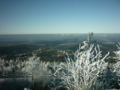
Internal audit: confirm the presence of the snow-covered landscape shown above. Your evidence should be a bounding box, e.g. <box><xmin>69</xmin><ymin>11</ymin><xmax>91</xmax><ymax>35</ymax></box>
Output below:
<box><xmin>0</xmin><ymin>33</ymin><xmax>120</xmax><ymax>90</ymax></box>
<box><xmin>0</xmin><ymin>0</ymin><xmax>120</xmax><ymax>90</ymax></box>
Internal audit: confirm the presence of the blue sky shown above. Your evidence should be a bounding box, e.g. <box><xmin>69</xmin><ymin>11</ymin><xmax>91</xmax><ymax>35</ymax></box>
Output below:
<box><xmin>0</xmin><ymin>0</ymin><xmax>120</xmax><ymax>34</ymax></box>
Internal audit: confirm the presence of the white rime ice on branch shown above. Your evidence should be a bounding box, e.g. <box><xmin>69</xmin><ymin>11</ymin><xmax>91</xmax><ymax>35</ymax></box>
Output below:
<box><xmin>114</xmin><ymin>42</ymin><xmax>120</xmax><ymax>61</ymax></box>
<box><xmin>113</xmin><ymin>42</ymin><xmax>120</xmax><ymax>75</ymax></box>
<box><xmin>54</xmin><ymin>43</ymin><xmax>109</xmax><ymax>90</ymax></box>
<box><xmin>113</xmin><ymin>43</ymin><xmax>120</xmax><ymax>79</ymax></box>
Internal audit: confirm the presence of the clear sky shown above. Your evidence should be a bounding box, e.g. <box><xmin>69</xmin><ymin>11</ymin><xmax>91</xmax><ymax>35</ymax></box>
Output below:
<box><xmin>0</xmin><ymin>0</ymin><xmax>120</xmax><ymax>34</ymax></box>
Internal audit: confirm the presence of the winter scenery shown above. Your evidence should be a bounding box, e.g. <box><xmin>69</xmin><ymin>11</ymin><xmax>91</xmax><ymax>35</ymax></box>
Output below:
<box><xmin>0</xmin><ymin>33</ymin><xmax>120</xmax><ymax>90</ymax></box>
<box><xmin>0</xmin><ymin>0</ymin><xmax>120</xmax><ymax>90</ymax></box>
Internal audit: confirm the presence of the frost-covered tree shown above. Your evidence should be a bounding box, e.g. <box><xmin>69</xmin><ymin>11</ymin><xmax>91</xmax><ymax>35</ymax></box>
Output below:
<box><xmin>114</xmin><ymin>42</ymin><xmax>120</xmax><ymax>61</ymax></box>
<box><xmin>21</xmin><ymin>56</ymin><xmax>51</xmax><ymax>88</ymax></box>
<box><xmin>0</xmin><ymin>58</ymin><xmax>20</xmax><ymax>74</ymax></box>
<box><xmin>22</xmin><ymin>56</ymin><xmax>50</xmax><ymax>79</ymax></box>
<box><xmin>112</xmin><ymin>43</ymin><xmax>120</xmax><ymax>87</ymax></box>
<box><xmin>53</xmin><ymin>42</ymin><xmax>109</xmax><ymax>90</ymax></box>
<box><xmin>113</xmin><ymin>43</ymin><xmax>120</xmax><ymax>75</ymax></box>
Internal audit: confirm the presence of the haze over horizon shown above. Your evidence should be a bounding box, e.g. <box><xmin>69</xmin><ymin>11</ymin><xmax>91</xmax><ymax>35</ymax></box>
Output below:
<box><xmin>0</xmin><ymin>0</ymin><xmax>120</xmax><ymax>34</ymax></box>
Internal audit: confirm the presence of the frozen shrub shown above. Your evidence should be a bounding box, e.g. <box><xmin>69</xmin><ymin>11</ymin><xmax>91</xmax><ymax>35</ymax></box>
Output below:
<box><xmin>53</xmin><ymin>42</ymin><xmax>109</xmax><ymax>90</ymax></box>
<box><xmin>112</xmin><ymin>43</ymin><xmax>120</xmax><ymax>87</ymax></box>
<box><xmin>114</xmin><ymin>42</ymin><xmax>120</xmax><ymax>61</ymax></box>
<box><xmin>0</xmin><ymin>58</ymin><xmax>17</xmax><ymax>74</ymax></box>
<box><xmin>22</xmin><ymin>56</ymin><xmax>50</xmax><ymax>77</ymax></box>
<box><xmin>113</xmin><ymin>43</ymin><xmax>120</xmax><ymax>76</ymax></box>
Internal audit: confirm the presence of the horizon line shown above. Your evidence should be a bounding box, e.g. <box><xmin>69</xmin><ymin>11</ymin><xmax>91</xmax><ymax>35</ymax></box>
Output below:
<box><xmin>0</xmin><ymin>32</ymin><xmax>120</xmax><ymax>35</ymax></box>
